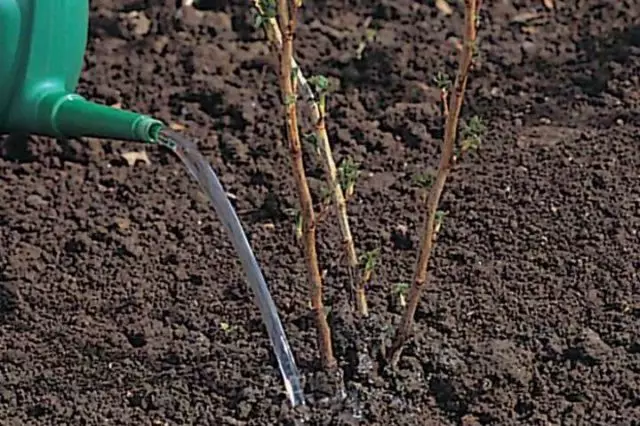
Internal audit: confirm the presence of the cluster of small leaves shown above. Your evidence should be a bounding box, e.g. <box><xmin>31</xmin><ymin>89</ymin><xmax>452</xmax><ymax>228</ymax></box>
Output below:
<box><xmin>290</xmin><ymin>66</ymin><xmax>300</xmax><ymax>88</ymax></box>
<box><xmin>392</xmin><ymin>282</ymin><xmax>409</xmax><ymax>307</ymax></box>
<box><xmin>361</xmin><ymin>248</ymin><xmax>380</xmax><ymax>273</ymax></box>
<box><xmin>470</xmin><ymin>39</ymin><xmax>480</xmax><ymax>60</ymax></box>
<box><xmin>393</xmin><ymin>282</ymin><xmax>409</xmax><ymax>296</ymax></box>
<box><xmin>319</xmin><ymin>185</ymin><xmax>332</xmax><ymax>205</ymax></box>
<box><xmin>433</xmin><ymin>71</ymin><xmax>452</xmax><ymax>91</ymax></box>
<box><xmin>304</xmin><ymin>132</ymin><xmax>320</xmax><ymax>154</ymax></box>
<box><xmin>253</xmin><ymin>0</ymin><xmax>277</xmax><ymax>28</ymax></box>
<box><xmin>323</xmin><ymin>305</ymin><xmax>332</xmax><ymax>318</ymax></box>
<box><xmin>413</xmin><ymin>172</ymin><xmax>434</xmax><ymax>190</ymax></box>
<box><xmin>308</xmin><ymin>75</ymin><xmax>330</xmax><ymax>96</ymax></box>
<box><xmin>338</xmin><ymin>157</ymin><xmax>359</xmax><ymax>197</ymax></box>
<box><xmin>220</xmin><ymin>321</ymin><xmax>236</xmax><ymax>333</ymax></box>
<box><xmin>365</xmin><ymin>28</ymin><xmax>377</xmax><ymax>42</ymax></box>
<box><xmin>434</xmin><ymin>210</ymin><xmax>447</xmax><ymax>233</ymax></box>
<box><xmin>308</xmin><ymin>75</ymin><xmax>331</xmax><ymax>113</ymax></box>
<box><xmin>284</xmin><ymin>93</ymin><xmax>298</xmax><ymax>105</ymax></box>
<box><xmin>458</xmin><ymin>115</ymin><xmax>486</xmax><ymax>156</ymax></box>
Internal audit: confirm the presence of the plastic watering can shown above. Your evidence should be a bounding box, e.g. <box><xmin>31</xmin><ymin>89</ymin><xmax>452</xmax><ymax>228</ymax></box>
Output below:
<box><xmin>0</xmin><ymin>0</ymin><xmax>163</xmax><ymax>143</ymax></box>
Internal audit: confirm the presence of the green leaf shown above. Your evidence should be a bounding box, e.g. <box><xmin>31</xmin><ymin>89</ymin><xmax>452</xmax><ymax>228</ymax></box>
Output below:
<box><xmin>308</xmin><ymin>75</ymin><xmax>330</xmax><ymax>93</ymax></box>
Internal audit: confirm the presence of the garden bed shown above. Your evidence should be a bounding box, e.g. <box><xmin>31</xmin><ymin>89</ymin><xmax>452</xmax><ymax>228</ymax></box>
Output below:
<box><xmin>1</xmin><ymin>0</ymin><xmax>638</xmax><ymax>424</ymax></box>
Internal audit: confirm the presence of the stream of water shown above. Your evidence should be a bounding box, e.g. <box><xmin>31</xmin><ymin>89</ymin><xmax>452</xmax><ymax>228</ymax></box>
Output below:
<box><xmin>156</xmin><ymin>129</ymin><xmax>305</xmax><ymax>407</ymax></box>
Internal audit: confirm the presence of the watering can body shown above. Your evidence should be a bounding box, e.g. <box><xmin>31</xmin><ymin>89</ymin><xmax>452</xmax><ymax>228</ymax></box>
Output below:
<box><xmin>0</xmin><ymin>0</ymin><xmax>162</xmax><ymax>143</ymax></box>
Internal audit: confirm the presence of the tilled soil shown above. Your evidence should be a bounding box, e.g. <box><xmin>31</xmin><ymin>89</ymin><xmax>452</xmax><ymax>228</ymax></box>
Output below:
<box><xmin>1</xmin><ymin>0</ymin><xmax>639</xmax><ymax>425</ymax></box>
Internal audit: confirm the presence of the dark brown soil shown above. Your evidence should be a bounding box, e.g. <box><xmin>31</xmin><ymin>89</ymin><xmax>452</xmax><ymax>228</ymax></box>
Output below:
<box><xmin>1</xmin><ymin>1</ymin><xmax>639</xmax><ymax>425</ymax></box>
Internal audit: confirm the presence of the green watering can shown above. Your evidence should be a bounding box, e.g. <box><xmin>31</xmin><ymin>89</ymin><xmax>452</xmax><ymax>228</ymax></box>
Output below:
<box><xmin>0</xmin><ymin>0</ymin><xmax>163</xmax><ymax>143</ymax></box>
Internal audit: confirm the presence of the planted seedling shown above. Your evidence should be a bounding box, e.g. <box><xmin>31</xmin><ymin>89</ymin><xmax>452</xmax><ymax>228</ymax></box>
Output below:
<box><xmin>387</xmin><ymin>0</ymin><xmax>483</xmax><ymax>366</ymax></box>
<box><xmin>253</xmin><ymin>0</ymin><xmax>368</xmax><ymax>325</ymax></box>
<box><xmin>256</xmin><ymin>0</ymin><xmax>337</xmax><ymax>370</ymax></box>
<box><xmin>251</xmin><ymin>0</ymin><xmax>484</xmax><ymax>383</ymax></box>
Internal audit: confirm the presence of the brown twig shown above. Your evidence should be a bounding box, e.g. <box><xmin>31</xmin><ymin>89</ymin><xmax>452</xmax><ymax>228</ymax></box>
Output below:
<box><xmin>275</xmin><ymin>0</ymin><xmax>336</xmax><ymax>370</ymax></box>
<box><xmin>386</xmin><ymin>0</ymin><xmax>481</xmax><ymax>365</ymax></box>
<box><xmin>253</xmin><ymin>1</ymin><xmax>366</xmax><ymax>317</ymax></box>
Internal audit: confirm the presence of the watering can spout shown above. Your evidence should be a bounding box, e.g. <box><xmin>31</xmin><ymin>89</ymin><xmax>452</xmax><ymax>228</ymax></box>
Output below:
<box><xmin>1</xmin><ymin>90</ymin><xmax>165</xmax><ymax>144</ymax></box>
<box><xmin>40</xmin><ymin>93</ymin><xmax>163</xmax><ymax>143</ymax></box>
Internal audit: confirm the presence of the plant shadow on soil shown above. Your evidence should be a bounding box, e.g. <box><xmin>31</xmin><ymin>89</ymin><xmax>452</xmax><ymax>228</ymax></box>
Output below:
<box><xmin>476</xmin><ymin>23</ymin><xmax>640</xmax><ymax>125</ymax></box>
<box><xmin>0</xmin><ymin>281</ymin><xmax>20</xmax><ymax>324</ymax></box>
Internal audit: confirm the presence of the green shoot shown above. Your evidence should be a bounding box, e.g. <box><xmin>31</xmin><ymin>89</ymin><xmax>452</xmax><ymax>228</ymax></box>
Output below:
<box><xmin>319</xmin><ymin>185</ymin><xmax>332</xmax><ymax>207</ymax></box>
<box><xmin>308</xmin><ymin>74</ymin><xmax>330</xmax><ymax>115</ymax></box>
<box><xmin>388</xmin><ymin>0</ymin><xmax>483</xmax><ymax>366</ymax></box>
<box><xmin>294</xmin><ymin>210</ymin><xmax>303</xmax><ymax>240</ymax></box>
<box><xmin>393</xmin><ymin>282</ymin><xmax>410</xmax><ymax>307</ymax></box>
<box><xmin>414</xmin><ymin>172</ymin><xmax>435</xmax><ymax>189</ymax></box>
<box><xmin>434</xmin><ymin>210</ymin><xmax>447</xmax><ymax>235</ymax></box>
<box><xmin>456</xmin><ymin>115</ymin><xmax>486</xmax><ymax>159</ymax></box>
<box><xmin>433</xmin><ymin>71</ymin><xmax>452</xmax><ymax>91</ymax></box>
<box><xmin>355</xmin><ymin>248</ymin><xmax>380</xmax><ymax>317</ymax></box>
<box><xmin>338</xmin><ymin>157</ymin><xmax>359</xmax><ymax>199</ymax></box>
